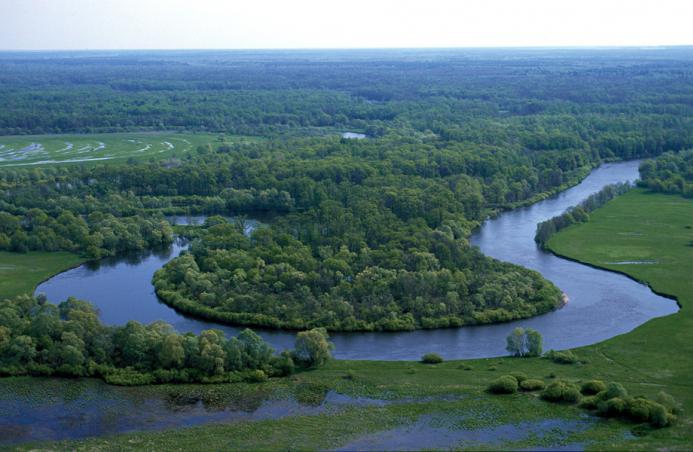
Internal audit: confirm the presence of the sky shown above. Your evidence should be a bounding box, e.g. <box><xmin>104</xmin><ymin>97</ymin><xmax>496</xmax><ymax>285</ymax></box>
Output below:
<box><xmin>1</xmin><ymin>0</ymin><xmax>692</xmax><ymax>50</ymax></box>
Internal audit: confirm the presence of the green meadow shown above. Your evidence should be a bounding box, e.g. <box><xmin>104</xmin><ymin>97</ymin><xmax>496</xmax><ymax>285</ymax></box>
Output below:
<box><xmin>0</xmin><ymin>132</ymin><xmax>256</xmax><ymax>167</ymax></box>
<box><xmin>0</xmin><ymin>251</ymin><xmax>84</xmax><ymax>299</ymax></box>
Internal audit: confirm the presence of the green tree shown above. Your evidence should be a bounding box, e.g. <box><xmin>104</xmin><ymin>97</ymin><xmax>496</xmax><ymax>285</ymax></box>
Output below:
<box><xmin>293</xmin><ymin>328</ymin><xmax>334</xmax><ymax>367</ymax></box>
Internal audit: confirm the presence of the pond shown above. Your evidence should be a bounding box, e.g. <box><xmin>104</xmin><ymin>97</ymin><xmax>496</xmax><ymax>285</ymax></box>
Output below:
<box><xmin>35</xmin><ymin>160</ymin><xmax>678</xmax><ymax>360</ymax></box>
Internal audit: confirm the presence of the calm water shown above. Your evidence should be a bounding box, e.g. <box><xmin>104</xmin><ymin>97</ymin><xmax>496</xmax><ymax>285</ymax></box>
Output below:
<box><xmin>36</xmin><ymin>160</ymin><xmax>678</xmax><ymax>359</ymax></box>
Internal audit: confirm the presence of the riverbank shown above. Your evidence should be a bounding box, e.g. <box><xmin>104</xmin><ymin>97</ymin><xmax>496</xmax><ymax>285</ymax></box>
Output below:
<box><xmin>0</xmin><ymin>251</ymin><xmax>85</xmax><ymax>299</ymax></box>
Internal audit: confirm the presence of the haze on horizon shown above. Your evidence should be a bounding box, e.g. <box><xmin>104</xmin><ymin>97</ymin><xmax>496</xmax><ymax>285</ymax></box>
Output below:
<box><xmin>1</xmin><ymin>0</ymin><xmax>692</xmax><ymax>51</ymax></box>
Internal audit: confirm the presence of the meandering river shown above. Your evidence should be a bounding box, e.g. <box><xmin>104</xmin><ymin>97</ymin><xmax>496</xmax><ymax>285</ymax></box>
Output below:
<box><xmin>36</xmin><ymin>160</ymin><xmax>678</xmax><ymax>360</ymax></box>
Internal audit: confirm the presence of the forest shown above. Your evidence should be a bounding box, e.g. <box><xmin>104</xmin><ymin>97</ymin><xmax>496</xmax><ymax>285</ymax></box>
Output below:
<box><xmin>2</xmin><ymin>49</ymin><xmax>693</xmax><ymax>332</ymax></box>
<box><xmin>639</xmin><ymin>150</ymin><xmax>693</xmax><ymax>197</ymax></box>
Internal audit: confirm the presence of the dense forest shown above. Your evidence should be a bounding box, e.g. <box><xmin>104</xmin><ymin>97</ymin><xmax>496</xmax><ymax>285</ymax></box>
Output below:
<box><xmin>0</xmin><ymin>294</ymin><xmax>331</xmax><ymax>385</ymax></box>
<box><xmin>2</xmin><ymin>49</ymin><xmax>693</xmax><ymax>331</ymax></box>
<box><xmin>639</xmin><ymin>150</ymin><xmax>693</xmax><ymax>197</ymax></box>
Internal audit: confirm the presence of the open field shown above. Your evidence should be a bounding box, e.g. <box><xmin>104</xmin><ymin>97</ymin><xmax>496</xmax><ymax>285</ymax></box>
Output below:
<box><xmin>0</xmin><ymin>251</ymin><xmax>84</xmax><ymax>299</ymax></box>
<box><xmin>8</xmin><ymin>188</ymin><xmax>692</xmax><ymax>450</ymax></box>
<box><xmin>0</xmin><ymin>132</ymin><xmax>255</xmax><ymax>167</ymax></box>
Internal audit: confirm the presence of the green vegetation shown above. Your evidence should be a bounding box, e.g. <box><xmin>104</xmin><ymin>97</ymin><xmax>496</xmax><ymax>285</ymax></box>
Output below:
<box><xmin>0</xmin><ymin>132</ymin><xmax>231</xmax><ymax>167</ymax></box>
<box><xmin>639</xmin><ymin>150</ymin><xmax>693</xmax><ymax>197</ymax></box>
<box><xmin>420</xmin><ymin>353</ymin><xmax>444</xmax><ymax>364</ymax></box>
<box><xmin>505</xmin><ymin>327</ymin><xmax>543</xmax><ymax>357</ymax></box>
<box><xmin>0</xmin><ymin>294</ymin><xmax>332</xmax><ymax>384</ymax></box>
<box><xmin>535</xmin><ymin>182</ymin><xmax>633</xmax><ymax>248</ymax></box>
<box><xmin>0</xmin><ymin>251</ymin><xmax>84</xmax><ymax>299</ymax></box>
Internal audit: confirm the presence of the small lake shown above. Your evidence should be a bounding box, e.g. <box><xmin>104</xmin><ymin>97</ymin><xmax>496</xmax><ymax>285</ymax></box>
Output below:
<box><xmin>36</xmin><ymin>160</ymin><xmax>678</xmax><ymax>359</ymax></box>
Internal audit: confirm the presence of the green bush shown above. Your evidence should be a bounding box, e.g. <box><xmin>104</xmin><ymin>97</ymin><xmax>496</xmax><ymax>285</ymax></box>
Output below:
<box><xmin>509</xmin><ymin>371</ymin><xmax>528</xmax><ymax>383</ymax></box>
<box><xmin>627</xmin><ymin>398</ymin><xmax>654</xmax><ymax>423</ymax></box>
<box><xmin>649</xmin><ymin>403</ymin><xmax>671</xmax><ymax>428</ymax></box>
<box><xmin>605</xmin><ymin>382</ymin><xmax>628</xmax><ymax>400</ymax></box>
<box><xmin>579</xmin><ymin>395</ymin><xmax>599</xmax><ymax>410</ymax></box>
<box><xmin>544</xmin><ymin>349</ymin><xmax>579</xmax><ymax>364</ymax></box>
<box><xmin>541</xmin><ymin>380</ymin><xmax>581</xmax><ymax>404</ymax></box>
<box><xmin>655</xmin><ymin>391</ymin><xmax>682</xmax><ymax>414</ymax></box>
<box><xmin>488</xmin><ymin>375</ymin><xmax>519</xmax><ymax>394</ymax></box>
<box><xmin>580</xmin><ymin>380</ymin><xmax>607</xmax><ymax>395</ymax></box>
<box><xmin>597</xmin><ymin>397</ymin><xmax>627</xmax><ymax>417</ymax></box>
<box><xmin>421</xmin><ymin>353</ymin><xmax>443</xmax><ymax>364</ymax></box>
<box><xmin>245</xmin><ymin>369</ymin><xmax>268</xmax><ymax>383</ymax></box>
<box><xmin>103</xmin><ymin>368</ymin><xmax>155</xmax><ymax>386</ymax></box>
<box><xmin>519</xmin><ymin>378</ymin><xmax>545</xmax><ymax>391</ymax></box>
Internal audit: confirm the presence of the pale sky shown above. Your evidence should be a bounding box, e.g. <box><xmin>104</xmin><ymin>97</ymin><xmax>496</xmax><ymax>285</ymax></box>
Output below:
<box><xmin>1</xmin><ymin>0</ymin><xmax>692</xmax><ymax>50</ymax></box>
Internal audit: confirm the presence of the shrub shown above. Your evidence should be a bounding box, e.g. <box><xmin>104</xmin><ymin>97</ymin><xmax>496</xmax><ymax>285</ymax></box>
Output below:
<box><xmin>627</xmin><ymin>398</ymin><xmax>654</xmax><ymax>423</ymax></box>
<box><xmin>597</xmin><ymin>397</ymin><xmax>627</xmax><ymax>417</ymax></box>
<box><xmin>581</xmin><ymin>380</ymin><xmax>607</xmax><ymax>395</ymax></box>
<box><xmin>655</xmin><ymin>391</ymin><xmax>681</xmax><ymax>414</ymax></box>
<box><xmin>245</xmin><ymin>369</ymin><xmax>268</xmax><ymax>383</ymax></box>
<box><xmin>605</xmin><ymin>382</ymin><xmax>628</xmax><ymax>400</ymax></box>
<box><xmin>103</xmin><ymin>368</ymin><xmax>155</xmax><ymax>386</ymax></box>
<box><xmin>579</xmin><ymin>395</ymin><xmax>599</xmax><ymax>410</ymax></box>
<box><xmin>509</xmin><ymin>371</ymin><xmax>528</xmax><ymax>383</ymax></box>
<box><xmin>544</xmin><ymin>349</ymin><xmax>579</xmax><ymax>364</ymax></box>
<box><xmin>649</xmin><ymin>403</ymin><xmax>670</xmax><ymax>428</ymax></box>
<box><xmin>520</xmin><ymin>378</ymin><xmax>545</xmax><ymax>391</ymax></box>
<box><xmin>488</xmin><ymin>375</ymin><xmax>519</xmax><ymax>394</ymax></box>
<box><xmin>344</xmin><ymin>370</ymin><xmax>356</xmax><ymax>380</ymax></box>
<box><xmin>541</xmin><ymin>380</ymin><xmax>581</xmax><ymax>404</ymax></box>
<box><xmin>421</xmin><ymin>353</ymin><xmax>443</xmax><ymax>364</ymax></box>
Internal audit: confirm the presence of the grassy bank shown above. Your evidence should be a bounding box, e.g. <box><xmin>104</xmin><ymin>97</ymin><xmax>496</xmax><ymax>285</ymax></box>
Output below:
<box><xmin>0</xmin><ymin>251</ymin><xmax>84</xmax><ymax>299</ymax></box>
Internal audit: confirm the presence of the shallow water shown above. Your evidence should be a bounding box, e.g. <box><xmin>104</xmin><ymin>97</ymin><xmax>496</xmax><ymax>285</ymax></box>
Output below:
<box><xmin>334</xmin><ymin>414</ymin><xmax>593</xmax><ymax>451</ymax></box>
<box><xmin>0</xmin><ymin>379</ymin><xmax>388</xmax><ymax>445</ymax></box>
<box><xmin>36</xmin><ymin>160</ymin><xmax>679</xmax><ymax>359</ymax></box>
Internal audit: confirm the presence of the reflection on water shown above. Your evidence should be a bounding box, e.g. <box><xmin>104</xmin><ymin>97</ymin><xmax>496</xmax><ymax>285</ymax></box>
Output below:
<box><xmin>0</xmin><ymin>378</ymin><xmax>389</xmax><ymax>445</ymax></box>
<box><xmin>36</xmin><ymin>161</ymin><xmax>678</xmax><ymax>360</ymax></box>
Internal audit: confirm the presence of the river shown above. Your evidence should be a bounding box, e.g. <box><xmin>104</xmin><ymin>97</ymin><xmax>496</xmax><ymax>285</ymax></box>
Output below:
<box><xmin>35</xmin><ymin>160</ymin><xmax>678</xmax><ymax>360</ymax></box>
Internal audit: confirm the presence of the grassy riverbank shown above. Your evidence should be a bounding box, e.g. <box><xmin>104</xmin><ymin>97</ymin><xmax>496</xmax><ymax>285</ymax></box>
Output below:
<box><xmin>7</xmin><ymin>188</ymin><xmax>693</xmax><ymax>450</ymax></box>
<box><xmin>0</xmin><ymin>251</ymin><xmax>84</xmax><ymax>299</ymax></box>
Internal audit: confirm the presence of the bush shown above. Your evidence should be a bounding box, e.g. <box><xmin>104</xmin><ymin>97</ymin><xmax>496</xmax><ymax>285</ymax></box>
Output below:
<box><xmin>579</xmin><ymin>395</ymin><xmax>599</xmax><ymax>410</ymax></box>
<box><xmin>605</xmin><ymin>382</ymin><xmax>628</xmax><ymax>400</ymax></box>
<box><xmin>655</xmin><ymin>391</ymin><xmax>681</xmax><ymax>414</ymax></box>
<box><xmin>488</xmin><ymin>375</ymin><xmax>519</xmax><ymax>394</ymax></box>
<box><xmin>597</xmin><ymin>397</ymin><xmax>627</xmax><ymax>417</ymax></box>
<box><xmin>541</xmin><ymin>380</ymin><xmax>581</xmax><ymax>404</ymax></box>
<box><xmin>509</xmin><ymin>371</ymin><xmax>528</xmax><ymax>383</ymax></box>
<box><xmin>544</xmin><ymin>349</ymin><xmax>579</xmax><ymax>364</ymax></box>
<box><xmin>649</xmin><ymin>402</ymin><xmax>671</xmax><ymax>428</ymax></box>
<box><xmin>581</xmin><ymin>380</ymin><xmax>607</xmax><ymax>395</ymax></box>
<box><xmin>520</xmin><ymin>378</ymin><xmax>545</xmax><ymax>391</ymax></box>
<box><xmin>627</xmin><ymin>398</ymin><xmax>654</xmax><ymax>423</ymax></box>
<box><xmin>103</xmin><ymin>368</ymin><xmax>155</xmax><ymax>386</ymax></box>
<box><xmin>421</xmin><ymin>353</ymin><xmax>443</xmax><ymax>364</ymax></box>
<box><xmin>245</xmin><ymin>369</ymin><xmax>268</xmax><ymax>383</ymax></box>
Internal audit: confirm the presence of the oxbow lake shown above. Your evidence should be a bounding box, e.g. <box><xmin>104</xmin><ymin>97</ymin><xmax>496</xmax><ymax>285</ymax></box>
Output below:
<box><xmin>35</xmin><ymin>160</ymin><xmax>678</xmax><ymax>360</ymax></box>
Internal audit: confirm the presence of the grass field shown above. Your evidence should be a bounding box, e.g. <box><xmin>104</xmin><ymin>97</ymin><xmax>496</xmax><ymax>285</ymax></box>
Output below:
<box><xmin>8</xmin><ymin>188</ymin><xmax>693</xmax><ymax>450</ymax></box>
<box><xmin>0</xmin><ymin>251</ymin><xmax>85</xmax><ymax>299</ymax></box>
<box><xmin>0</xmin><ymin>132</ymin><xmax>256</xmax><ymax>167</ymax></box>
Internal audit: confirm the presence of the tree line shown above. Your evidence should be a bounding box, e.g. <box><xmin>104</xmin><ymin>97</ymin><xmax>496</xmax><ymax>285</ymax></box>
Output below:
<box><xmin>0</xmin><ymin>294</ymin><xmax>333</xmax><ymax>385</ymax></box>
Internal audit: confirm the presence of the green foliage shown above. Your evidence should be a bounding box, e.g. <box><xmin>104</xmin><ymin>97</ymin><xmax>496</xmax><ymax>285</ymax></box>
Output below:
<box><xmin>293</xmin><ymin>328</ymin><xmax>334</xmax><ymax>368</ymax></box>
<box><xmin>506</xmin><ymin>328</ymin><xmax>543</xmax><ymax>357</ymax></box>
<box><xmin>519</xmin><ymin>378</ymin><xmax>545</xmax><ymax>391</ymax></box>
<box><xmin>544</xmin><ymin>349</ymin><xmax>579</xmax><ymax>364</ymax></box>
<box><xmin>639</xmin><ymin>150</ymin><xmax>693</xmax><ymax>198</ymax></box>
<box><xmin>509</xmin><ymin>371</ymin><xmax>528</xmax><ymax>383</ymax></box>
<box><xmin>581</xmin><ymin>380</ymin><xmax>607</xmax><ymax>395</ymax></box>
<box><xmin>535</xmin><ymin>183</ymin><xmax>633</xmax><ymax>248</ymax></box>
<box><xmin>0</xmin><ymin>295</ymin><xmax>317</xmax><ymax>385</ymax></box>
<box><xmin>541</xmin><ymin>380</ymin><xmax>581</xmax><ymax>404</ymax></box>
<box><xmin>487</xmin><ymin>375</ymin><xmax>519</xmax><ymax>394</ymax></box>
<box><xmin>421</xmin><ymin>353</ymin><xmax>444</xmax><ymax>364</ymax></box>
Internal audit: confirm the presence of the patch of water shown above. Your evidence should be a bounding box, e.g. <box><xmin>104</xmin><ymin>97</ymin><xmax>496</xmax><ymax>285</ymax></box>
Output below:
<box><xmin>334</xmin><ymin>415</ymin><xmax>594</xmax><ymax>451</ymax></box>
